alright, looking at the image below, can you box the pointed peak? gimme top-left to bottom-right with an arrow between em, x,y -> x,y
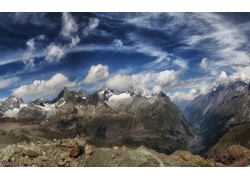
63,87 -> 69,92
98,84 -> 107,92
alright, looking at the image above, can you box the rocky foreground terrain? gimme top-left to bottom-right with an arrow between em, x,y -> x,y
1,134 -> 250,167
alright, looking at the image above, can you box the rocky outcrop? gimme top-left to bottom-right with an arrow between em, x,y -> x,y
0,136 -> 227,167
212,145 -> 250,166
0,136 -> 89,167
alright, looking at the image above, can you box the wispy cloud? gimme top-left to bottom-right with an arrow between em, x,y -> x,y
23,35 -> 46,68
82,18 -> 99,37
69,35 -> 81,47
0,76 -> 19,89
200,58 -> 208,69
45,44 -> 65,64
60,12 -> 78,38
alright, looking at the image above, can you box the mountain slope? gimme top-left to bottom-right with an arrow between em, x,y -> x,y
185,81 -> 250,152
184,81 -> 247,129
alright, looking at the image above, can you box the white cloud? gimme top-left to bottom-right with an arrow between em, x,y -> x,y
37,35 -> 46,41
173,58 -> 188,71
214,71 -> 250,85
152,86 -> 162,94
23,35 -> 46,68
69,35 -> 81,47
168,84 -> 212,103
113,39 -> 123,49
0,77 -> 19,89
155,70 -> 179,88
105,69 -> 179,96
82,18 -> 99,37
105,73 -> 152,96
200,58 -> 208,68
23,38 -> 35,67
199,85 -> 211,95
60,12 -> 78,38
12,73 -> 76,100
45,44 -> 65,64
214,71 -> 230,84
230,72 -> 250,82
83,64 -> 109,84
105,74 -> 133,90
169,89 -> 198,102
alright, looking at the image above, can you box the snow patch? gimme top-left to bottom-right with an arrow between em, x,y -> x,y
58,101 -> 66,107
4,108 -> 20,118
20,104 -> 27,108
148,95 -> 158,104
203,102 -> 212,116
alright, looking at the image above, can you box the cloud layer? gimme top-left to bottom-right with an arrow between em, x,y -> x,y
215,71 -> 250,85
105,69 -> 179,96
12,73 -> 76,100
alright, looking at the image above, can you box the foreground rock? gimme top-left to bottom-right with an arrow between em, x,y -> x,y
212,145 -> 250,166
0,136 -> 228,167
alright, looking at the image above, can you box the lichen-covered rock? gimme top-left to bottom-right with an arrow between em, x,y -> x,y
85,145 -> 94,156
213,144 -> 250,166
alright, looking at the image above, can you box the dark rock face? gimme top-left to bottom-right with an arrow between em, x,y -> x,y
52,87 -> 88,103
32,99 -> 51,107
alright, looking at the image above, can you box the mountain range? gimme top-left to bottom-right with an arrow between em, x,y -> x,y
1,80 -> 250,165
0,86 -> 196,155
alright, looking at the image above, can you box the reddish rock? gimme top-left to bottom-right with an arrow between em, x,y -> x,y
70,145 -> 81,158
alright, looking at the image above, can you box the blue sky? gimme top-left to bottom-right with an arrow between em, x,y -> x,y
1,12 -> 250,103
